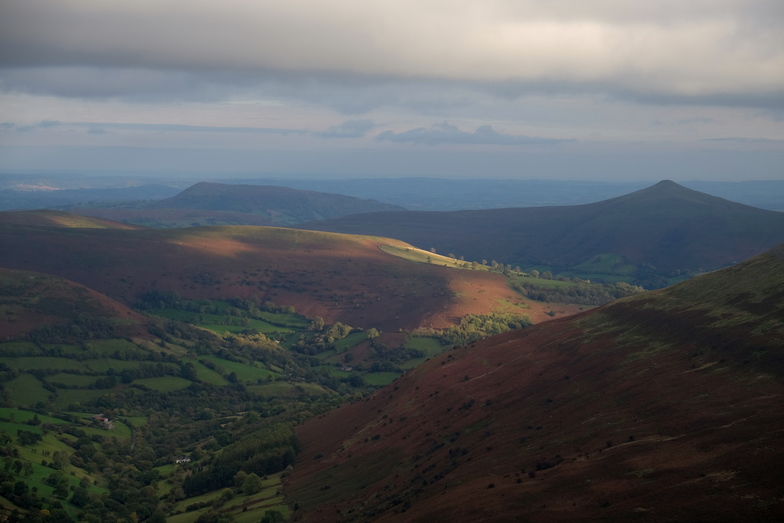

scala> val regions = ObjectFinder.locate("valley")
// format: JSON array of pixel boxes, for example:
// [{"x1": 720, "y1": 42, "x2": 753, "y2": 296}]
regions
[{"x1": 0, "y1": 179, "x2": 781, "y2": 522}]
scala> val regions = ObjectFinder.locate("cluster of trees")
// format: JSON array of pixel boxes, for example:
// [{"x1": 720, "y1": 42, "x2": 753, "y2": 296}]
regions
[
  {"x1": 183, "y1": 423, "x2": 299, "y2": 496},
  {"x1": 512, "y1": 280, "x2": 644, "y2": 306},
  {"x1": 413, "y1": 313, "x2": 532, "y2": 347}
]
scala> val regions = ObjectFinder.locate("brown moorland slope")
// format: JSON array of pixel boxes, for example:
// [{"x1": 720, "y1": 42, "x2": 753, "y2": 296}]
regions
[
  {"x1": 304, "y1": 180, "x2": 784, "y2": 276},
  {"x1": 288, "y1": 243, "x2": 784, "y2": 522},
  {"x1": 0, "y1": 267, "x2": 149, "y2": 339},
  {"x1": 0, "y1": 211, "x2": 574, "y2": 332}
]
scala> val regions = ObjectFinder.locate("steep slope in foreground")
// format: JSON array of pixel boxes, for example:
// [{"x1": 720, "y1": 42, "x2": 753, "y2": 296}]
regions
[
  {"x1": 0, "y1": 212, "x2": 571, "y2": 332},
  {"x1": 288, "y1": 244, "x2": 784, "y2": 522},
  {"x1": 72, "y1": 182, "x2": 406, "y2": 227},
  {"x1": 305, "y1": 180, "x2": 784, "y2": 279}
]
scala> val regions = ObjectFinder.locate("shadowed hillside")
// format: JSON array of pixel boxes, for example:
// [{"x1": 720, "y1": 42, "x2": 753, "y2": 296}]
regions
[
  {"x1": 69, "y1": 182, "x2": 405, "y2": 228},
  {"x1": 0, "y1": 209, "x2": 143, "y2": 230},
  {"x1": 0, "y1": 211, "x2": 575, "y2": 333},
  {"x1": 304, "y1": 180, "x2": 784, "y2": 286},
  {"x1": 287, "y1": 243, "x2": 784, "y2": 522}
]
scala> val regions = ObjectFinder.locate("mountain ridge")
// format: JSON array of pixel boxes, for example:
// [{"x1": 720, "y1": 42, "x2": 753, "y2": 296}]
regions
[
  {"x1": 303, "y1": 180, "x2": 784, "y2": 284},
  {"x1": 68, "y1": 182, "x2": 406, "y2": 228}
]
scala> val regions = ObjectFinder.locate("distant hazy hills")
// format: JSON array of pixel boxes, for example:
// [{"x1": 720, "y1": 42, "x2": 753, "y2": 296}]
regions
[
  {"x1": 0, "y1": 183, "x2": 181, "y2": 211},
  {"x1": 288, "y1": 241, "x2": 784, "y2": 522},
  {"x1": 4, "y1": 173, "x2": 784, "y2": 212},
  {"x1": 305, "y1": 180, "x2": 784, "y2": 286},
  {"x1": 67, "y1": 182, "x2": 406, "y2": 227}
]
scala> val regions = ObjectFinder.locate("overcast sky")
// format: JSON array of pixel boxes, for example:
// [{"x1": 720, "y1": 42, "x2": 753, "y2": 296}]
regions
[{"x1": 0, "y1": 0, "x2": 782, "y2": 181}]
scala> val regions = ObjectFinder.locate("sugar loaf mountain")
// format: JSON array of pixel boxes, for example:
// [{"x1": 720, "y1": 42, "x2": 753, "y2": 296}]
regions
[
  {"x1": 0, "y1": 180, "x2": 782, "y2": 521},
  {"x1": 305, "y1": 180, "x2": 784, "y2": 288}
]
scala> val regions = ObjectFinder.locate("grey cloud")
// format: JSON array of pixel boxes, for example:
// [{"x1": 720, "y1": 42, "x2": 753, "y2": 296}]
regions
[
  {"x1": 0, "y1": 120, "x2": 305, "y2": 135},
  {"x1": 702, "y1": 137, "x2": 784, "y2": 143},
  {"x1": 74, "y1": 122, "x2": 306, "y2": 135},
  {"x1": 376, "y1": 122, "x2": 573, "y2": 146},
  {"x1": 650, "y1": 117, "x2": 720, "y2": 126},
  {"x1": 0, "y1": 1, "x2": 782, "y2": 110},
  {"x1": 2, "y1": 120, "x2": 62, "y2": 132},
  {"x1": 316, "y1": 120, "x2": 376, "y2": 138}
]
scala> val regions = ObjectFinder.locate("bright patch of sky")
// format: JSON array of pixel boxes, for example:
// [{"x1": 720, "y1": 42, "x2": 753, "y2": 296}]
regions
[{"x1": 0, "y1": 0, "x2": 782, "y2": 180}]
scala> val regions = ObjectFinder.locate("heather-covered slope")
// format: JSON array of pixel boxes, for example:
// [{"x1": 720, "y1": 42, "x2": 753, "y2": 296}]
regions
[
  {"x1": 305, "y1": 180, "x2": 784, "y2": 283},
  {"x1": 0, "y1": 267, "x2": 148, "y2": 340},
  {"x1": 0, "y1": 211, "x2": 569, "y2": 332},
  {"x1": 287, "y1": 244, "x2": 784, "y2": 522}
]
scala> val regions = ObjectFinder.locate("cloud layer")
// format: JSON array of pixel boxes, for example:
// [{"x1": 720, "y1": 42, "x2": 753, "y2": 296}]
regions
[
  {"x1": 376, "y1": 122, "x2": 571, "y2": 146},
  {"x1": 1, "y1": 1, "x2": 782, "y2": 107}
]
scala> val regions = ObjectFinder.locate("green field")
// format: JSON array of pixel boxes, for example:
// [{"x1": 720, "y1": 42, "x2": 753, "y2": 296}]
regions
[
  {"x1": 183, "y1": 358, "x2": 230, "y2": 385},
  {"x1": 0, "y1": 290, "x2": 400, "y2": 521},
  {"x1": 149, "y1": 306, "x2": 304, "y2": 335},
  {"x1": 51, "y1": 388, "x2": 107, "y2": 410},
  {"x1": 405, "y1": 336, "x2": 445, "y2": 356},
  {"x1": 44, "y1": 373, "x2": 97, "y2": 387},
  {"x1": 572, "y1": 253, "x2": 637, "y2": 276},
  {"x1": 0, "y1": 341, "x2": 42, "y2": 356},
  {"x1": 4, "y1": 373, "x2": 49, "y2": 407},
  {"x1": 196, "y1": 355, "x2": 277, "y2": 382},
  {"x1": 83, "y1": 358, "x2": 159, "y2": 372},
  {"x1": 135, "y1": 376, "x2": 193, "y2": 392},
  {"x1": 334, "y1": 332, "x2": 367, "y2": 352},
  {"x1": 169, "y1": 472, "x2": 289, "y2": 523},
  {"x1": 364, "y1": 372, "x2": 401, "y2": 386},
  {"x1": 509, "y1": 275, "x2": 576, "y2": 289},
  {"x1": 0, "y1": 356, "x2": 86, "y2": 371},
  {"x1": 88, "y1": 338, "x2": 148, "y2": 355}
]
